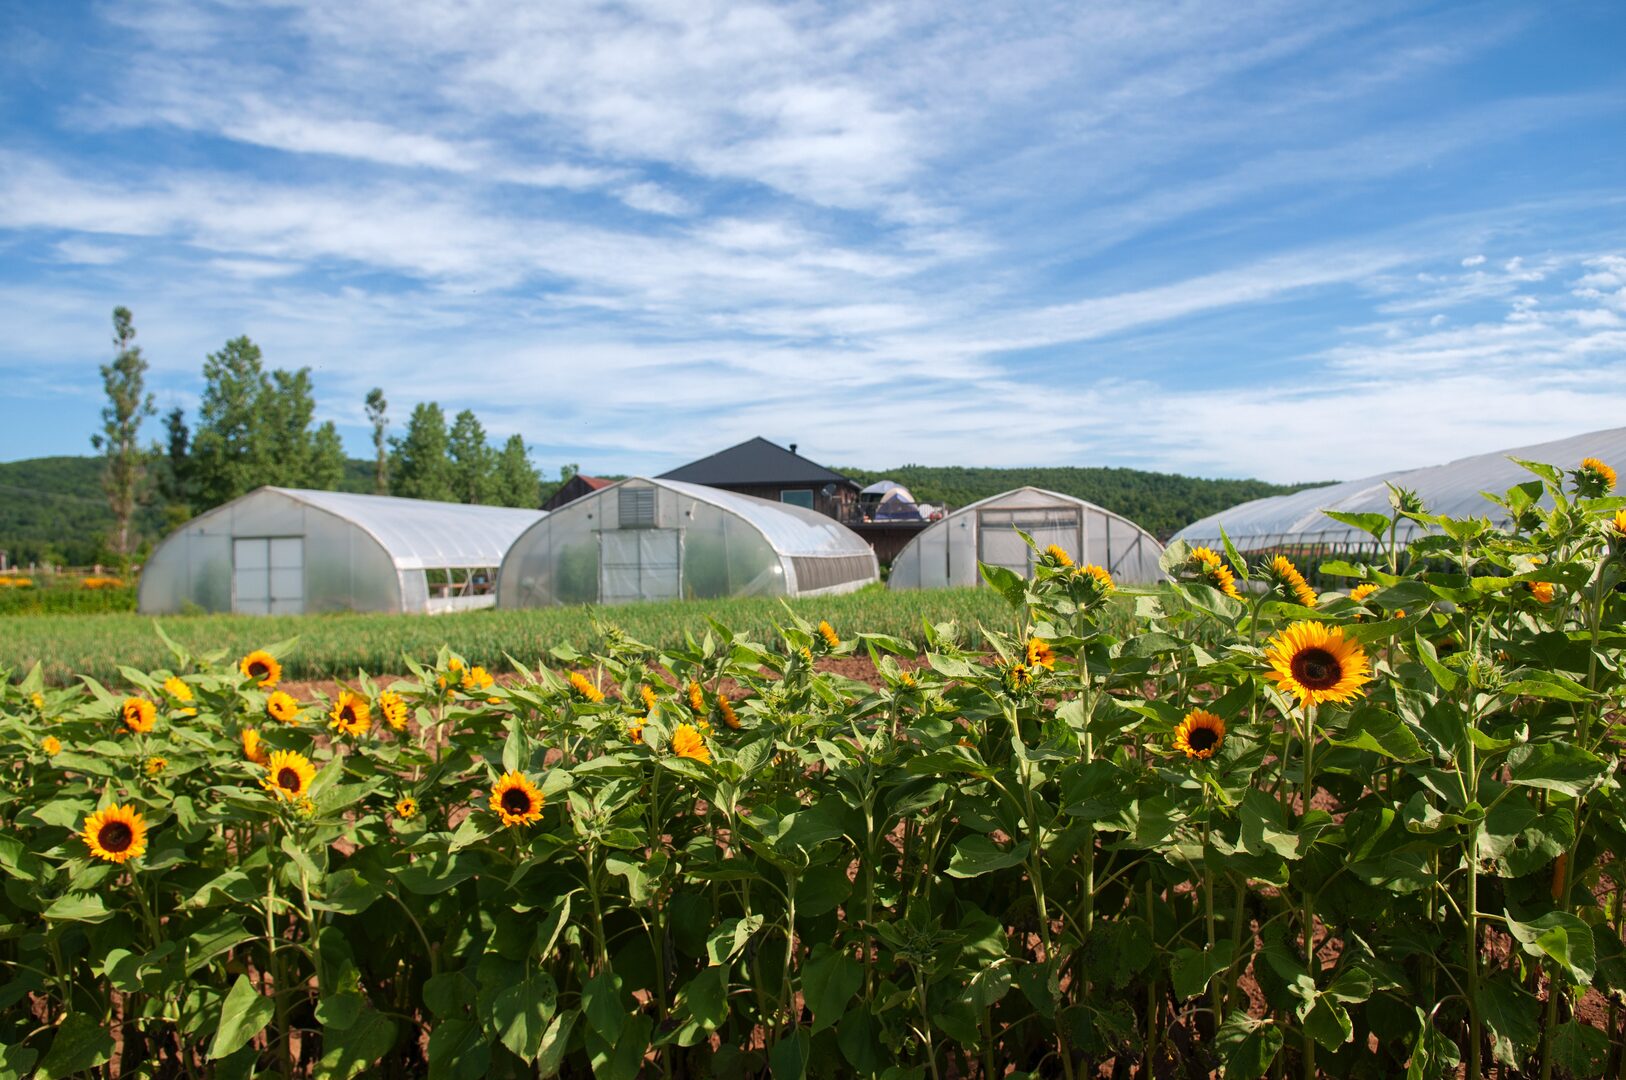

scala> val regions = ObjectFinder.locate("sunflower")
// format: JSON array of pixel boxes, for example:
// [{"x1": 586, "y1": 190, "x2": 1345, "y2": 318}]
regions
[
  {"x1": 1003, "y1": 662, "x2": 1034, "y2": 693},
  {"x1": 328, "y1": 691, "x2": 371, "y2": 737},
  {"x1": 718, "y1": 696, "x2": 741, "y2": 730},
  {"x1": 1527, "y1": 580, "x2": 1556, "y2": 604},
  {"x1": 688, "y1": 680, "x2": 706, "y2": 713},
  {"x1": 1615, "y1": 509, "x2": 1626, "y2": 537},
  {"x1": 42, "y1": 735, "x2": 62, "y2": 757},
  {"x1": 1190, "y1": 547, "x2": 1241, "y2": 599},
  {"x1": 395, "y1": 796, "x2": 419, "y2": 819},
  {"x1": 489, "y1": 771, "x2": 545, "y2": 826},
  {"x1": 1577, "y1": 456, "x2": 1617, "y2": 494},
  {"x1": 628, "y1": 718, "x2": 645, "y2": 744},
  {"x1": 1079, "y1": 564, "x2": 1114, "y2": 590},
  {"x1": 460, "y1": 665, "x2": 494, "y2": 693},
  {"x1": 262, "y1": 749, "x2": 316, "y2": 801},
  {"x1": 242, "y1": 727, "x2": 269, "y2": 765},
  {"x1": 266, "y1": 691, "x2": 301, "y2": 725},
  {"x1": 1044, "y1": 544, "x2": 1074, "y2": 568},
  {"x1": 163, "y1": 675, "x2": 193, "y2": 703},
  {"x1": 671, "y1": 723, "x2": 712, "y2": 765},
  {"x1": 144, "y1": 756, "x2": 168, "y2": 778},
  {"x1": 1263, "y1": 621, "x2": 1372, "y2": 708},
  {"x1": 1026, "y1": 637, "x2": 1056, "y2": 670},
  {"x1": 1350, "y1": 584, "x2": 1378, "y2": 603},
  {"x1": 817, "y1": 621, "x2": 841, "y2": 649},
  {"x1": 239, "y1": 650, "x2": 282, "y2": 688},
  {"x1": 568, "y1": 671, "x2": 605, "y2": 703},
  {"x1": 1191, "y1": 546, "x2": 1222, "y2": 569},
  {"x1": 1172, "y1": 710, "x2": 1226, "y2": 759},
  {"x1": 639, "y1": 684, "x2": 660, "y2": 715},
  {"x1": 378, "y1": 691, "x2": 409, "y2": 731},
  {"x1": 31, "y1": 691, "x2": 45, "y2": 711},
  {"x1": 1269, "y1": 556, "x2": 1317, "y2": 608},
  {"x1": 120, "y1": 697, "x2": 156, "y2": 734},
  {"x1": 899, "y1": 670, "x2": 916, "y2": 688},
  {"x1": 799, "y1": 646, "x2": 814, "y2": 665},
  {"x1": 82, "y1": 803, "x2": 148, "y2": 864}
]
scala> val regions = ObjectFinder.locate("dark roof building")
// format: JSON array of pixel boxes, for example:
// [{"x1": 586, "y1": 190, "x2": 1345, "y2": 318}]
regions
[
  {"x1": 658, "y1": 437, "x2": 859, "y2": 519},
  {"x1": 542, "y1": 473, "x2": 614, "y2": 512}
]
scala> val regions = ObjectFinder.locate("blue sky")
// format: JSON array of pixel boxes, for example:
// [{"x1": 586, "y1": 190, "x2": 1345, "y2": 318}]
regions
[{"x1": 1, "y1": 0, "x2": 1623, "y2": 483}]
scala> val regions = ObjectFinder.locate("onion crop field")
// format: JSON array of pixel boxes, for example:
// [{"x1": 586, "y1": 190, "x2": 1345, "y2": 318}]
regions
[{"x1": 0, "y1": 587, "x2": 1011, "y2": 685}]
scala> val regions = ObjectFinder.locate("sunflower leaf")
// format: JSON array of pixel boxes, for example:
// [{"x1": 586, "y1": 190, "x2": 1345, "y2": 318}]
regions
[{"x1": 208, "y1": 974, "x2": 275, "y2": 1060}]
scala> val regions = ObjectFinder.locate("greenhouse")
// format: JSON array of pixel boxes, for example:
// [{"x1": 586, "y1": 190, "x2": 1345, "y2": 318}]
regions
[
  {"x1": 888, "y1": 487, "x2": 1165, "y2": 590},
  {"x1": 1173, "y1": 425, "x2": 1626, "y2": 553},
  {"x1": 497, "y1": 478, "x2": 878, "y2": 607},
  {"x1": 138, "y1": 487, "x2": 545, "y2": 616}
]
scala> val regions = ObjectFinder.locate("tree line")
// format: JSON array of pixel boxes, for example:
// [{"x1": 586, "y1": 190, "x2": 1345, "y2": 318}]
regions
[{"x1": 91, "y1": 308, "x2": 545, "y2": 561}]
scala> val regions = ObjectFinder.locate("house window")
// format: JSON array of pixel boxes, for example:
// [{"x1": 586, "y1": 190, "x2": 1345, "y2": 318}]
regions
[{"x1": 780, "y1": 489, "x2": 814, "y2": 509}]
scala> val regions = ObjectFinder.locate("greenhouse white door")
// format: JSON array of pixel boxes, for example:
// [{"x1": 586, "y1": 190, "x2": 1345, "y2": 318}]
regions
[
  {"x1": 599, "y1": 530, "x2": 681, "y2": 604},
  {"x1": 233, "y1": 537, "x2": 305, "y2": 615},
  {"x1": 977, "y1": 508, "x2": 1083, "y2": 579}
]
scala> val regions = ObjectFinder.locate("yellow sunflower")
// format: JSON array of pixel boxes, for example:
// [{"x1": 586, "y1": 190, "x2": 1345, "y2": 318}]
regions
[
  {"x1": 242, "y1": 727, "x2": 269, "y2": 765},
  {"x1": 144, "y1": 756, "x2": 168, "y2": 778},
  {"x1": 1172, "y1": 710, "x2": 1226, "y2": 760},
  {"x1": 1044, "y1": 543, "x2": 1074, "y2": 568},
  {"x1": 1078, "y1": 564, "x2": 1114, "y2": 590},
  {"x1": 818, "y1": 621, "x2": 841, "y2": 648},
  {"x1": 639, "y1": 684, "x2": 660, "y2": 715},
  {"x1": 162, "y1": 675, "x2": 193, "y2": 703},
  {"x1": 1208, "y1": 561, "x2": 1242, "y2": 600},
  {"x1": 1578, "y1": 456, "x2": 1617, "y2": 493},
  {"x1": 671, "y1": 723, "x2": 712, "y2": 765},
  {"x1": 1614, "y1": 509, "x2": 1626, "y2": 537},
  {"x1": 718, "y1": 696, "x2": 741, "y2": 730},
  {"x1": 262, "y1": 749, "x2": 316, "y2": 801},
  {"x1": 799, "y1": 646, "x2": 814, "y2": 665},
  {"x1": 120, "y1": 697, "x2": 156, "y2": 734},
  {"x1": 1350, "y1": 583, "x2": 1378, "y2": 603},
  {"x1": 378, "y1": 691, "x2": 409, "y2": 731},
  {"x1": 82, "y1": 803, "x2": 148, "y2": 864},
  {"x1": 1003, "y1": 662, "x2": 1034, "y2": 693},
  {"x1": 460, "y1": 665, "x2": 494, "y2": 693},
  {"x1": 1191, "y1": 546, "x2": 1221, "y2": 568},
  {"x1": 328, "y1": 691, "x2": 371, "y2": 737},
  {"x1": 1263, "y1": 621, "x2": 1372, "y2": 708},
  {"x1": 688, "y1": 680, "x2": 706, "y2": 713},
  {"x1": 239, "y1": 650, "x2": 281, "y2": 688},
  {"x1": 31, "y1": 691, "x2": 45, "y2": 711},
  {"x1": 568, "y1": 671, "x2": 605, "y2": 703},
  {"x1": 394, "y1": 796, "x2": 419, "y2": 819},
  {"x1": 628, "y1": 718, "x2": 645, "y2": 744},
  {"x1": 1269, "y1": 555, "x2": 1317, "y2": 608},
  {"x1": 1527, "y1": 580, "x2": 1556, "y2": 604},
  {"x1": 266, "y1": 691, "x2": 301, "y2": 725},
  {"x1": 42, "y1": 735, "x2": 62, "y2": 757},
  {"x1": 1026, "y1": 637, "x2": 1056, "y2": 670},
  {"x1": 489, "y1": 771, "x2": 545, "y2": 827}
]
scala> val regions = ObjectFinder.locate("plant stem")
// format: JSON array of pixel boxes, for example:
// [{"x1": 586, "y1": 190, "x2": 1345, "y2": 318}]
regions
[
  {"x1": 1464, "y1": 720, "x2": 1483, "y2": 1080},
  {"x1": 1300, "y1": 707, "x2": 1317, "y2": 1080}
]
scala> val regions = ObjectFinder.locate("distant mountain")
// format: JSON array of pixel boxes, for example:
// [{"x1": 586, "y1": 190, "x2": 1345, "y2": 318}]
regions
[{"x1": 839, "y1": 465, "x2": 1329, "y2": 540}]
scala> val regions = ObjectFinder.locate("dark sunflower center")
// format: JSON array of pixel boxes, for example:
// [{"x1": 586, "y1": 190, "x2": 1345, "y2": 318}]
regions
[
  {"x1": 277, "y1": 767, "x2": 301, "y2": 791},
  {"x1": 1291, "y1": 648, "x2": 1341, "y2": 690},
  {"x1": 1189, "y1": 726, "x2": 1219, "y2": 751},
  {"x1": 501, "y1": 788, "x2": 533, "y2": 815},
  {"x1": 99, "y1": 821, "x2": 134, "y2": 852},
  {"x1": 250, "y1": 661, "x2": 269, "y2": 678},
  {"x1": 341, "y1": 706, "x2": 357, "y2": 723}
]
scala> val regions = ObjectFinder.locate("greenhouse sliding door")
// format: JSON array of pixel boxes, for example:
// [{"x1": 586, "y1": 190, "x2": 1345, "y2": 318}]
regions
[
  {"x1": 599, "y1": 529, "x2": 681, "y2": 604},
  {"x1": 976, "y1": 507, "x2": 1083, "y2": 579},
  {"x1": 233, "y1": 537, "x2": 305, "y2": 615}
]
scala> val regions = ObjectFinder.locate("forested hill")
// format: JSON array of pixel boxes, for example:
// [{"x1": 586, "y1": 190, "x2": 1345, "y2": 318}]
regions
[
  {"x1": 0, "y1": 456, "x2": 372, "y2": 567},
  {"x1": 840, "y1": 465, "x2": 1330, "y2": 540}
]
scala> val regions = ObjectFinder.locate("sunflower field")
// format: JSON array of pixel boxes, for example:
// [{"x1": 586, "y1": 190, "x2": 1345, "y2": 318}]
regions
[{"x1": 1, "y1": 455, "x2": 1625, "y2": 1079}]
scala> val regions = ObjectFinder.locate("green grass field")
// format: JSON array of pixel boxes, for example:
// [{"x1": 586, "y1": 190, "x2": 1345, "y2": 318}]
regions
[{"x1": 0, "y1": 586, "x2": 1014, "y2": 684}]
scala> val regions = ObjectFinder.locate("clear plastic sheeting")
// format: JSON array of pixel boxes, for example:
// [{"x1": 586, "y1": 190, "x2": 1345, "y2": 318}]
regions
[
  {"x1": 888, "y1": 487, "x2": 1165, "y2": 590},
  {"x1": 139, "y1": 487, "x2": 545, "y2": 615},
  {"x1": 1173, "y1": 426, "x2": 1626, "y2": 552},
  {"x1": 497, "y1": 478, "x2": 879, "y2": 607}
]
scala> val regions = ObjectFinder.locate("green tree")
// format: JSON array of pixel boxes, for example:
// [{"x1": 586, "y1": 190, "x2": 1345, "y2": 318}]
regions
[
  {"x1": 365, "y1": 388, "x2": 389, "y2": 495},
  {"x1": 390, "y1": 403, "x2": 454, "y2": 502},
  {"x1": 90, "y1": 306, "x2": 156, "y2": 558},
  {"x1": 490, "y1": 434, "x2": 542, "y2": 508},
  {"x1": 156, "y1": 406, "x2": 194, "y2": 528},
  {"x1": 190, "y1": 336, "x2": 271, "y2": 508},
  {"x1": 308, "y1": 421, "x2": 347, "y2": 491},
  {"x1": 448, "y1": 409, "x2": 493, "y2": 503},
  {"x1": 262, "y1": 368, "x2": 318, "y2": 486}
]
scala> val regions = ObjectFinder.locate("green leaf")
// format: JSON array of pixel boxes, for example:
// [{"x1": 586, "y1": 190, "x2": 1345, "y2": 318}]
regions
[
  {"x1": 945, "y1": 834, "x2": 1031, "y2": 878},
  {"x1": 978, "y1": 562, "x2": 1028, "y2": 608},
  {"x1": 209, "y1": 975, "x2": 275, "y2": 1060},
  {"x1": 1412, "y1": 633, "x2": 1458, "y2": 693},
  {"x1": 767, "y1": 1027, "x2": 811, "y2": 1080},
  {"x1": 1549, "y1": 1021, "x2": 1609, "y2": 1077},
  {"x1": 1214, "y1": 1012, "x2": 1282, "y2": 1079},
  {"x1": 35, "y1": 1013, "x2": 115, "y2": 1080},
  {"x1": 1476, "y1": 974, "x2": 1540, "y2": 1067},
  {"x1": 1507, "y1": 743, "x2": 1611, "y2": 798},
  {"x1": 802, "y1": 945, "x2": 862, "y2": 1033},
  {"x1": 1170, "y1": 942, "x2": 1235, "y2": 1001},
  {"x1": 581, "y1": 968, "x2": 626, "y2": 1044},
  {"x1": 44, "y1": 892, "x2": 113, "y2": 923},
  {"x1": 426, "y1": 1018, "x2": 490, "y2": 1080},
  {"x1": 1304, "y1": 997, "x2": 1353, "y2": 1051},
  {"x1": 1326, "y1": 708, "x2": 1426, "y2": 762},
  {"x1": 1322, "y1": 510, "x2": 1391, "y2": 540},
  {"x1": 0, "y1": 1042, "x2": 38, "y2": 1080},
  {"x1": 395, "y1": 849, "x2": 480, "y2": 894},
  {"x1": 677, "y1": 966, "x2": 729, "y2": 1035},
  {"x1": 1505, "y1": 909, "x2": 1596, "y2": 985},
  {"x1": 317, "y1": 1008, "x2": 396, "y2": 1080},
  {"x1": 706, "y1": 915, "x2": 764, "y2": 966},
  {"x1": 536, "y1": 1009, "x2": 578, "y2": 1078},
  {"x1": 487, "y1": 971, "x2": 558, "y2": 1063},
  {"x1": 1220, "y1": 525, "x2": 1250, "y2": 581}
]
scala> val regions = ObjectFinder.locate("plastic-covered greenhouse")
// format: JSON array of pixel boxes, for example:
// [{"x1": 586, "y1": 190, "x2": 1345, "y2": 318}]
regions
[
  {"x1": 1173, "y1": 426, "x2": 1626, "y2": 554},
  {"x1": 888, "y1": 487, "x2": 1164, "y2": 590},
  {"x1": 138, "y1": 487, "x2": 545, "y2": 615},
  {"x1": 497, "y1": 478, "x2": 878, "y2": 607}
]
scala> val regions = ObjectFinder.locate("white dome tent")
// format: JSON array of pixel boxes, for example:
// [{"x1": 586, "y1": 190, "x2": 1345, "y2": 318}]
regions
[
  {"x1": 888, "y1": 487, "x2": 1164, "y2": 590},
  {"x1": 1173, "y1": 426, "x2": 1626, "y2": 553},
  {"x1": 497, "y1": 477, "x2": 878, "y2": 607},
  {"x1": 139, "y1": 488, "x2": 545, "y2": 615}
]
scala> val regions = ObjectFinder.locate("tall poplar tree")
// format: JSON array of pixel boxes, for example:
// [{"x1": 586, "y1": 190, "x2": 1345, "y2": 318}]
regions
[
  {"x1": 365, "y1": 388, "x2": 389, "y2": 494},
  {"x1": 91, "y1": 306, "x2": 155, "y2": 557}
]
